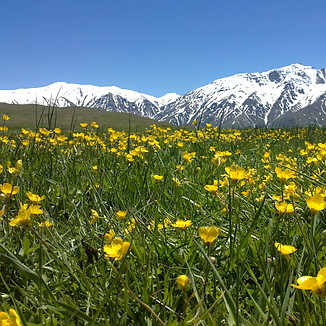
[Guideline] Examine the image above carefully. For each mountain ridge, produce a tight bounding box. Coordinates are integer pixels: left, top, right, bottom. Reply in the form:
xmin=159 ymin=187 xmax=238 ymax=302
xmin=0 ymin=63 xmax=325 ymax=128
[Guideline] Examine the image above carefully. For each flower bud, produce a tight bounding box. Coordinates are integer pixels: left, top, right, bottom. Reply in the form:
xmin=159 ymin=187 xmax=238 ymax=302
xmin=209 ymin=256 xmax=217 ymax=264
xmin=176 ymin=275 xmax=190 ymax=291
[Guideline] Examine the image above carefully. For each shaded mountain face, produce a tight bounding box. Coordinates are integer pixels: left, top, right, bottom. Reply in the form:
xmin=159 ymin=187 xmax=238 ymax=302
xmin=0 ymin=82 xmax=180 ymax=120
xmin=156 ymin=64 xmax=326 ymax=128
xmin=0 ymin=64 xmax=325 ymax=128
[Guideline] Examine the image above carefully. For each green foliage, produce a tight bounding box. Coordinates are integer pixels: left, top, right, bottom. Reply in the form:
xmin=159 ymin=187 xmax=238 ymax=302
xmin=0 ymin=103 xmax=173 ymax=132
xmin=0 ymin=120 xmax=325 ymax=325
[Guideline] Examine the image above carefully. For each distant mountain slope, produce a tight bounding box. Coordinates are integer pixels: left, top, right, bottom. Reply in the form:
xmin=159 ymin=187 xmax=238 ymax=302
xmin=0 ymin=63 xmax=325 ymax=128
xmin=0 ymin=82 xmax=180 ymax=119
xmin=156 ymin=64 xmax=326 ymax=128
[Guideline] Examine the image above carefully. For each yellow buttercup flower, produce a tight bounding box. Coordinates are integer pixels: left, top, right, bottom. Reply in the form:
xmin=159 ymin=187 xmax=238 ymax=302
xmin=38 ymin=221 xmax=54 ymax=228
xmin=182 ymin=151 xmax=196 ymax=164
xmin=283 ymin=182 xmax=299 ymax=199
xmin=153 ymin=175 xmax=163 ymax=182
xmin=0 ymin=308 xmax=21 ymax=326
xmin=176 ymin=275 xmax=190 ymax=291
xmin=199 ymin=226 xmax=221 ymax=246
xmin=104 ymin=229 xmax=116 ymax=242
xmin=275 ymin=167 xmax=296 ymax=183
xmin=103 ymin=237 xmax=131 ymax=260
xmin=7 ymin=160 xmax=22 ymax=175
xmin=90 ymin=121 xmax=99 ymax=128
xmin=204 ymin=180 xmax=218 ymax=195
xmin=80 ymin=122 xmax=88 ymax=128
xmin=1 ymin=183 xmax=19 ymax=198
xmin=124 ymin=218 xmax=136 ymax=234
xmin=116 ymin=210 xmax=128 ymax=220
xmin=306 ymin=194 xmax=326 ymax=215
xmin=9 ymin=203 xmax=43 ymax=227
xmin=225 ymin=166 xmax=250 ymax=184
xmin=275 ymin=202 xmax=294 ymax=214
xmin=291 ymin=267 xmax=326 ymax=297
xmin=26 ymin=191 xmax=45 ymax=204
xmin=274 ymin=242 xmax=297 ymax=256
xmin=89 ymin=209 xmax=101 ymax=224
xmin=171 ymin=177 xmax=181 ymax=187
xmin=28 ymin=205 xmax=43 ymax=215
xmin=171 ymin=220 xmax=192 ymax=230
xmin=176 ymin=164 xmax=185 ymax=171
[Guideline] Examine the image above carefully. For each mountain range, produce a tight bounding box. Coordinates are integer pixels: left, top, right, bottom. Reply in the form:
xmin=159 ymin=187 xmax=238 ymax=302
xmin=0 ymin=63 xmax=325 ymax=128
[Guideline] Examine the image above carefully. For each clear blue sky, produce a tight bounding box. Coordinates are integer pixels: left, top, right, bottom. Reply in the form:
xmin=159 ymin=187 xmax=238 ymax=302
xmin=1 ymin=0 xmax=325 ymax=97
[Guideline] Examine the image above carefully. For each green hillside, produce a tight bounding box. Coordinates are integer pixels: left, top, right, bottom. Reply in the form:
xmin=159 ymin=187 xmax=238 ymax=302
xmin=0 ymin=103 xmax=174 ymax=131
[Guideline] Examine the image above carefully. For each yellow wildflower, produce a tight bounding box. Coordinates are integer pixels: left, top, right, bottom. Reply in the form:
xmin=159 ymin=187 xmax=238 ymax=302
xmin=172 ymin=177 xmax=181 ymax=187
xmin=53 ymin=127 xmax=62 ymax=134
xmin=306 ymin=194 xmax=326 ymax=215
xmin=2 ymin=114 xmax=10 ymax=121
xmin=103 ymin=238 xmax=131 ymax=260
xmin=153 ymin=175 xmax=164 ymax=182
xmin=0 ymin=308 xmax=21 ymax=326
xmin=26 ymin=191 xmax=45 ymax=204
xmin=171 ymin=220 xmax=192 ymax=230
xmin=274 ymin=242 xmax=297 ymax=256
xmin=219 ymin=177 xmax=229 ymax=188
xmin=104 ymin=229 xmax=116 ymax=242
xmin=275 ymin=167 xmax=296 ymax=183
xmin=212 ymin=155 xmax=227 ymax=165
xmin=116 ymin=210 xmax=128 ymax=220
xmin=9 ymin=203 xmax=43 ymax=227
xmin=176 ymin=275 xmax=190 ymax=291
xmin=89 ymin=209 xmax=101 ymax=224
xmin=275 ymin=202 xmax=294 ymax=214
xmin=225 ymin=166 xmax=250 ymax=184
xmin=125 ymin=154 xmax=134 ymax=162
xmin=28 ymin=205 xmax=43 ymax=215
xmin=176 ymin=164 xmax=185 ymax=171
xmin=124 ymin=218 xmax=136 ymax=234
xmin=182 ymin=151 xmax=196 ymax=164
xmin=291 ymin=267 xmax=326 ymax=297
xmin=38 ymin=221 xmax=54 ymax=228
xmin=1 ymin=183 xmax=19 ymax=198
xmin=90 ymin=121 xmax=99 ymax=128
xmin=204 ymin=180 xmax=218 ymax=195
xmin=199 ymin=226 xmax=221 ymax=246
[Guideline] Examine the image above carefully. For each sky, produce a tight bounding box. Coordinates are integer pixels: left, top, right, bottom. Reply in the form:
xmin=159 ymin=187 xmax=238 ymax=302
xmin=1 ymin=0 xmax=325 ymax=97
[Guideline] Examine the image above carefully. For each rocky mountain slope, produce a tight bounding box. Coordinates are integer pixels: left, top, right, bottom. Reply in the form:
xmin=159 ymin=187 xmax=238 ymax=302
xmin=156 ymin=64 xmax=326 ymax=128
xmin=0 ymin=64 xmax=325 ymax=128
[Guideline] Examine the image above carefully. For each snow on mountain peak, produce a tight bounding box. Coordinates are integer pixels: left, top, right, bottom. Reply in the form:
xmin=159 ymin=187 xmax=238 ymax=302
xmin=155 ymin=64 xmax=326 ymax=128
xmin=0 ymin=64 xmax=324 ymax=128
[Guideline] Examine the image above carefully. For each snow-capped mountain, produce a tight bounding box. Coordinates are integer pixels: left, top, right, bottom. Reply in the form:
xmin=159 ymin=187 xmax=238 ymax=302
xmin=0 ymin=64 xmax=325 ymax=128
xmin=0 ymin=82 xmax=180 ymax=119
xmin=156 ymin=64 xmax=326 ymax=128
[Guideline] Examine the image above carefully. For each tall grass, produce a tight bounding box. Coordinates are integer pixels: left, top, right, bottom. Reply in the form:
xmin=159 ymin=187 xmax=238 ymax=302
xmin=0 ymin=119 xmax=325 ymax=325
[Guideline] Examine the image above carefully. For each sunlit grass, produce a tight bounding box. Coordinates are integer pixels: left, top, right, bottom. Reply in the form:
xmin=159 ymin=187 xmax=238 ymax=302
xmin=0 ymin=114 xmax=325 ymax=325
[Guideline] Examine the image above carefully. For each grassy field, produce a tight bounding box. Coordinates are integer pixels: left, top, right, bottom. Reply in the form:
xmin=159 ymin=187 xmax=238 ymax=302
xmin=0 ymin=103 xmax=174 ymax=131
xmin=0 ymin=115 xmax=325 ymax=325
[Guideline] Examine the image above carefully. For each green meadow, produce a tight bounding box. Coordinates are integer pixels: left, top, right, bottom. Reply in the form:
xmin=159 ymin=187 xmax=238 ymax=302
xmin=0 ymin=103 xmax=173 ymax=131
xmin=0 ymin=113 xmax=325 ymax=325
